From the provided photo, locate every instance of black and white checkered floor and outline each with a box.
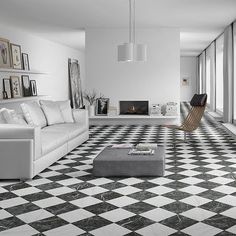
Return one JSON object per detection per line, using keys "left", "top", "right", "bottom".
{"left": 1, "top": 103, "right": 236, "bottom": 236}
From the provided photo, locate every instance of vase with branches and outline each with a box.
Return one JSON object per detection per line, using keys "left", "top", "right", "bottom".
{"left": 83, "top": 90, "right": 97, "bottom": 116}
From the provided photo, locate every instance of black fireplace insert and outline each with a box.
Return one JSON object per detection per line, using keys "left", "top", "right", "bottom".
{"left": 119, "top": 101, "right": 149, "bottom": 115}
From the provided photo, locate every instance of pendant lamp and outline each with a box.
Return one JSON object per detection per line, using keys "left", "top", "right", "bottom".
{"left": 117, "top": 0, "right": 147, "bottom": 62}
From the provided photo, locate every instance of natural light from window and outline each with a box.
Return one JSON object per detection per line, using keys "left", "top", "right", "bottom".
{"left": 216, "top": 35, "right": 224, "bottom": 113}
{"left": 206, "top": 57, "right": 211, "bottom": 105}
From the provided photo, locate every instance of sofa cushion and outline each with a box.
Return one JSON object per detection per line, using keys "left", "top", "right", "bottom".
{"left": 40, "top": 100, "right": 74, "bottom": 123}
{"left": 40, "top": 100, "right": 64, "bottom": 125}
{"left": 43, "top": 123, "right": 87, "bottom": 140}
{"left": 0, "top": 109, "right": 6, "bottom": 124}
{"left": 21, "top": 102, "right": 47, "bottom": 128}
{"left": 41, "top": 129, "right": 68, "bottom": 156}
{"left": 1, "top": 108, "right": 27, "bottom": 125}
{"left": 56, "top": 100, "right": 74, "bottom": 123}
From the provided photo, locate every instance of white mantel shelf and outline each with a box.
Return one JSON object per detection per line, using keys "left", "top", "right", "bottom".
{"left": 89, "top": 115, "right": 180, "bottom": 125}
{"left": 0, "top": 68, "right": 47, "bottom": 75}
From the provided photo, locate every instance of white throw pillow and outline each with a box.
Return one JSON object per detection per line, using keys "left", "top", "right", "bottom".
{"left": 56, "top": 100, "right": 74, "bottom": 123}
{"left": 40, "top": 100, "right": 64, "bottom": 125}
{"left": 40, "top": 100, "right": 74, "bottom": 123}
{"left": 0, "top": 109, "right": 6, "bottom": 124}
{"left": 1, "top": 108, "right": 27, "bottom": 125}
{"left": 21, "top": 101, "right": 47, "bottom": 128}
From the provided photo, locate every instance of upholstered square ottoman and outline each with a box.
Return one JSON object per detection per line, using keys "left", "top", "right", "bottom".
{"left": 93, "top": 146, "right": 165, "bottom": 177}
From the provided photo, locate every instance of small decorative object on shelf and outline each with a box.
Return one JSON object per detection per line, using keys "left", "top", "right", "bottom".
{"left": 3, "top": 78, "right": 12, "bottom": 99}
{"left": 83, "top": 90, "right": 97, "bottom": 117}
{"left": 30, "top": 80, "right": 37, "bottom": 96}
{"left": 21, "top": 75, "right": 31, "bottom": 96}
{"left": 108, "top": 106, "right": 118, "bottom": 116}
{"left": 10, "top": 44, "right": 22, "bottom": 69}
{"left": 22, "top": 53, "right": 30, "bottom": 70}
{"left": 96, "top": 97, "right": 109, "bottom": 116}
{"left": 165, "top": 102, "right": 178, "bottom": 116}
{"left": 10, "top": 76, "right": 21, "bottom": 98}
{"left": 150, "top": 104, "right": 162, "bottom": 116}
{"left": 0, "top": 38, "right": 11, "bottom": 69}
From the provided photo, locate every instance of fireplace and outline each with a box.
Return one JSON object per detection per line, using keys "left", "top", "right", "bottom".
{"left": 119, "top": 101, "right": 149, "bottom": 115}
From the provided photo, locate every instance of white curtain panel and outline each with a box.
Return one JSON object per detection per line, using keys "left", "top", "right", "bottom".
{"left": 199, "top": 51, "right": 206, "bottom": 94}
{"left": 206, "top": 42, "right": 216, "bottom": 111}
{"left": 223, "top": 25, "right": 234, "bottom": 123}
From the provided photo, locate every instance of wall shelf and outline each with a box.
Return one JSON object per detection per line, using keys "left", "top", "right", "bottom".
{"left": 0, "top": 95, "right": 49, "bottom": 105}
{"left": 0, "top": 68, "right": 47, "bottom": 75}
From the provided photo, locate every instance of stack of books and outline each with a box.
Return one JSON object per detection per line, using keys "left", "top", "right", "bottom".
{"left": 128, "top": 143, "right": 157, "bottom": 155}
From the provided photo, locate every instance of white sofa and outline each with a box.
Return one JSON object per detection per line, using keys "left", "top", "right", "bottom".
{"left": 0, "top": 109, "right": 89, "bottom": 180}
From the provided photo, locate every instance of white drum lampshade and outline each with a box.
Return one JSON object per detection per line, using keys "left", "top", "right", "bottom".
{"left": 135, "top": 44, "right": 147, "bottom": 62}
{"left": 118, "top": 43, "right": 134, "bottom": 62}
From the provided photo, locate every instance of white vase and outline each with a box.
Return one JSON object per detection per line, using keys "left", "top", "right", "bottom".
{"left": 89, "top": 105, "right": 95, "bottom": 117}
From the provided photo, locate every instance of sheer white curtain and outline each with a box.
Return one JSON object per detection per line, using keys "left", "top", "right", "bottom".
{"left": 233, "top": 22, "right": 236, "bottom": 121}
{"left": 206, "top": 42, "right": 216, "bottom": 110}
{"left": 199, "top": 52, "right": 206, "bottom": 94}
{"left": 223, "top": 25, "right": 233, "bottom": 123}
{"left": 216, "top": 35, "right": 224, "bottom": 113}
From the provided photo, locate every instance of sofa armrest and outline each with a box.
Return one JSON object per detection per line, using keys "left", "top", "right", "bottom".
{"left": 72, "top": 109, "right": 89, "bottom": 129}
{"left": 0, "top": 124, "right": 41, "bottom": 163}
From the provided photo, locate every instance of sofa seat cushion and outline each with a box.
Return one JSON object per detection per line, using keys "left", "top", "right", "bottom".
{"left": 43, "top": 123, "right": 87, "bottom": 140}
{"left": 41, "top": 129, "right": 68, "bottom": 156}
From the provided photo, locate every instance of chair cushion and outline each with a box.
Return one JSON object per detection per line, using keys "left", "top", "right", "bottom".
{"left": 21, "top": 102, "right": 47, "bottom": 128}
{"left": 190, "top": 94, "right": 207, "bottom": 106}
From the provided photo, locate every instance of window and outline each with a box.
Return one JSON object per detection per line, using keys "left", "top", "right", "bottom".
{"left": 206, "top": 56, "right": 211, "bottom": 105}
{"left": 234, "top": 22, "right": 236, "bottom": 121}
{"left": 216, "top": 35, "right": 224, "bottom": 113}
{"left": 199, "top": 60, "right": 202, "bottom": 93}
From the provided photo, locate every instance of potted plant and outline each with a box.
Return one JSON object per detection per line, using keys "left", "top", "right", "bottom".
{"left": 83, "top": 90, "right": 97, "bottom": 117}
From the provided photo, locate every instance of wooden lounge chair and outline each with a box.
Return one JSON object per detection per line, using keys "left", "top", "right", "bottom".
{"left": 163, "top": 94, "right": 207, "bottom": 142}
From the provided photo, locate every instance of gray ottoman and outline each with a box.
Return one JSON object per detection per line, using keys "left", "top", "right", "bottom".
{"left": 93, "top": 146, "right": 165, "bottom": 177}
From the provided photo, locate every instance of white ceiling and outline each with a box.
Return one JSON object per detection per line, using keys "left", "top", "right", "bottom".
{"left": 0, "top": 0, "right": 235, "bottom": 55}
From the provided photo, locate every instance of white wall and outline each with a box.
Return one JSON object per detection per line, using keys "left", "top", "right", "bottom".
{"left": 0, "top": 25, "right": 85, "bottom": 100}
{"left": 180, "top": 56, "right": 197, "bottom": 101}
{"left": 86, "top": 28, "right": 180, "bottom": 109}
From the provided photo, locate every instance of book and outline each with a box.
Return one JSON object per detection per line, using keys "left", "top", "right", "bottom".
{"left": 111, "top": 144, "right": 134, "bottom": 149}
{"left": 136, "top": 143, "right": 157, "bottom": 150}
{"left": 128, "top": 148, "right": 155, "bottom": 155}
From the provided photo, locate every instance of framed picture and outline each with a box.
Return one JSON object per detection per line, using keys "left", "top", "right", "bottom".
{"left": 22, "top": 53, "right": 30, "bottom": 70}
{"left": 182, "top": 77, "right": 190, "bottom": 86}
{"left": 10, "top": 44, "right": 22, "bottom": 69}
{"left": 10, "top": 76, "right": 21, "bottom": 98}
{"left": 3, "top": 78, "right": 12, "bottom": 99}
{"left": 21, "top": 75, "right": 31, "bottom": 96}
{"left": 0, "top": 38, "right": 11, "bottom": 68}
{"left": 68, "top": 59, "right": 84, "bottom": 109}
{"left": 96, "top": 98, "right": 109, "bottom": 116}
{"left": 30, "top": 80, "right": 37, "bottom": 96}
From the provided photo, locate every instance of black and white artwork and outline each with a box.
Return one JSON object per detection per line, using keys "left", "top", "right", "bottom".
{"left": 68, "top": 59, "right": 84, "bottom": 108}
{"left": 22, "top": 53, "right": 30, "bottom": 70}
{"left": 21, "top": 75, "right": 31, "bottom": 96}
{"left": 10, "top": 76, "right": 21, "bottom": 98}
{"left": 0, "top": 38, "right": 11, "bottom": 68}
{"left": 10, "top": 44, "right": 22, "bottom": 69}
{"left": 30, "top": 80, "right": 37, "bottom": 96}
{"left": 3, "top": 78, "right": 12, "bottom": 99}
{"left": 96, "top": 98, "right": 109, "bottom": 116}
